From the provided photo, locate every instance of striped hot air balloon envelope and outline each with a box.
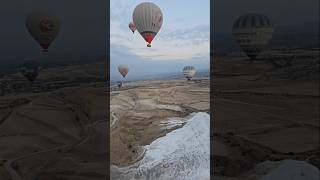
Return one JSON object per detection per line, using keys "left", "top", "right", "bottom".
{"left": 232, "top": 13, "right": 273, "bottom": 60}
{"left": 132, "top": 2, "right": 163, "bottom": 47}
{"left": 182, "top": 66, "right": 196, "bottom": 81}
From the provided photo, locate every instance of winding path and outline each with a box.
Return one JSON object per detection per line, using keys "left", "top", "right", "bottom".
{"left": 1, "top": 93, "right": 98, "bottom": 180}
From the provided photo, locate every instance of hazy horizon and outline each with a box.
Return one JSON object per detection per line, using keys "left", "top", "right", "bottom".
{"left": 111, "top": 65, "right": 210, "bottom": 82}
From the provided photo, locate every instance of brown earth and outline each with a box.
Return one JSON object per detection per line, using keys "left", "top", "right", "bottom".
{"left": 110, "top": 79, "right": 210, "bottom": 166}
{"left": 211, "top": 49, "right": 319, "bottom": 178}
{"left": 0, "top": 62, "right": 108, "bottom": 180}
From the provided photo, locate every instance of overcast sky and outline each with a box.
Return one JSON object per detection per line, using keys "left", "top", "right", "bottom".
{"left": 213, "top": 0, "right": 319, "bottom": 32}
{"left": 1, "top": 0, "right": 318, "bottom": 77}
{"left": 0, "top": 0, "right": 106, "bottom": 64}
{"left": 110, "top": 0, "right": 210, "bottom": 81}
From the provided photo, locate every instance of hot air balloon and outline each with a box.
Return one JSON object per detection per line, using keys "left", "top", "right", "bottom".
{"left": 118, "top": 64, "right": 129, "bottom": 78}
{"left": 26, "top": 11, "right": 60, "bottom": 52}
{"left": 117, "top": 81, "right": 123, "bottom": 88}
{"left": 20, "top": 59, "right": 40, "bottom": 82}
{"left": 133, "top": 2, "right": 163, "bottom": 47}
{"left": 129, "top": 22, "right": 136, "bottom": 33}
{"left": 232, "top": 13, "right": 273, "bottom": 60}
{"left": 183, "top": 66, "right": 196, "bottom": 81}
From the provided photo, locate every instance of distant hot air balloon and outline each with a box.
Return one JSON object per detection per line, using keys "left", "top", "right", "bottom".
{"left": 117, "top": 81, "right": 123, "bottom": 88}
{"left": 20, "top": 59, "right": 40, "bottom": 82}
{"left": 232, "top": 13, "right": 273, "bottom": 60}
{"left": 183, "top": 66, "right": 196, "bottom": 81}
{"left": 129, "top": 22, "right": 136, "bottom": 33}
{"left": 26, "top": 11, "right": 60, "bottom": 52}
{"left": 133, "top": 2, "right": 163, "bottom": 47}
{"left": 118, "top": 64, "right": 129, "bottom": 78}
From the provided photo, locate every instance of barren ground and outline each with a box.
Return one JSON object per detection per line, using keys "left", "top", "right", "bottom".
{"left": 110, "top": 79, "right": 210, "bottom": 166}
{"left": 211, "top": 49, "right": 319, "bottom": 178}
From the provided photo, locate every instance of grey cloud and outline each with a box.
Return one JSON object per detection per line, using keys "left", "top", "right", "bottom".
{"left": 161, "top": 25, "right": 210, "bottom": 43}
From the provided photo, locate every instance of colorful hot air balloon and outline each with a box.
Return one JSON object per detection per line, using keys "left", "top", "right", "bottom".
{"left": 129, "top": 22, "right": 136, "bottom": 33}
{"left": 26, "top": 11, "right": 60, "bottom": 52}
{"left": 133, "top": 2, "right": 163, "bottom": 47}
{"left": 20, "top": 59, "right": 40, "bottom": 82}
{"left": 118, "top": 64, "right": 129, "bottom": 78}
{"left": 183, "top": 66, "right": 196, "bottom": 81}
{"left": 232, "top": 13, "right": 273, "bottom": 60}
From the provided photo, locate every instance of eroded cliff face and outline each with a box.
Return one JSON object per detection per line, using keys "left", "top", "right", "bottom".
{"left": 110, "top": 79, "right": 210, "bottom": 166}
